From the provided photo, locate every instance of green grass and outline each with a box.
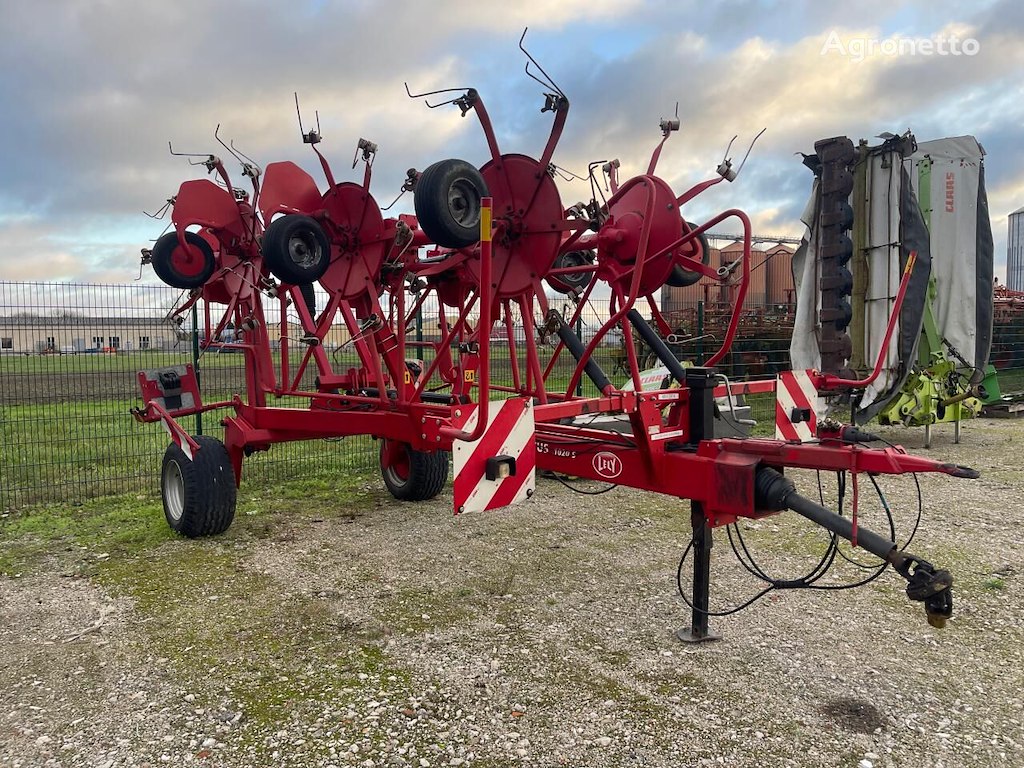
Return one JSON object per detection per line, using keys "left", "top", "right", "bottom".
{"left": 981, "top": 576, "right": 1006, "bottom": 592}
{"left": 0, "top": 492, "right": 171, "bottom": 576}
{"left": 0, "top": 334, "right": 786, "bottom": 511}
{"left": 0, "top": 347, "right": 361, "bottom": 375}
{"left": 0, "top": 467, "right": 449, "bottom": 763}
{"left": 995, "top": 368, "right": 1024, "bottom": 396}
{"left": 0, "top": 397, "right": 377, "bottom": 509}
{"left": 0, "top": 462, "right": 381, "bottom": 577}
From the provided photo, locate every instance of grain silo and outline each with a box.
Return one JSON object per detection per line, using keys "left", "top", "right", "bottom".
{"left": 1009, "top": 206, "right": 1024, "bottom": 291}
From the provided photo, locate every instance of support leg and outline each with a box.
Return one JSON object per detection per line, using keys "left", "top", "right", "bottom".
{"left": 675, "top": 367, "right": 721, "bottom": 643}
{"left": 675, "top": 501, "right": 721, "bottom": 643}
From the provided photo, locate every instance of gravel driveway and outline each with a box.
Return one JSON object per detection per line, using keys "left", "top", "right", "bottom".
{"left": 2, "top": 418, "right": 1022, "bottom": 767}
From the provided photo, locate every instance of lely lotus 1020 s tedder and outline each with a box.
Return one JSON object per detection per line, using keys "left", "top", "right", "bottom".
{"left": 134, "top": 37, "right": 977, "bottom": 637}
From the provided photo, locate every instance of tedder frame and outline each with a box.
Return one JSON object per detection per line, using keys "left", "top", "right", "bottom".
{"left": 134, "top": 36, "right": 976, "bottom": 636}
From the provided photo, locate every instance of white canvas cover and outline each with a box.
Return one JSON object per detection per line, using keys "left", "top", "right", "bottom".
{"left": 858, "top": 148, "right": 930, "bottom": 414}
{"left": 790, "top": 182, "right": 822, "bottom": 372}
{"left": 791, "top": 133, "right": 992, "bottom": 420}
{"left": 791, "top": 147, "right": 929, "bottom": 416}
{"left": 908, "top": 136, "right": 993, "bottom": 381}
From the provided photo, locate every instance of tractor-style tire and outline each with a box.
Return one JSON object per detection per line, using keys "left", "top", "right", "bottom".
{"left": 414, "top": 159, "right": 489, "bottom": 249}
{"left": 151, "top": 231, "right": 216, "bottom": 289}
{"left": 298, "top": 282, "right": 317, "bottom": 318}
{"left": 161, "top": 435, "right": 237, "bottom": 538}
{"left": 666, "top": 221, "right": 711, "bottom": 288}
{"left": 379, "top": 439, "right": 448, "bottom": 501}
{"left": 547, "top": 249, "right": 595, "bottom": 295}
{"left": 262, "top": 214, "right": 332, "bottom": 285}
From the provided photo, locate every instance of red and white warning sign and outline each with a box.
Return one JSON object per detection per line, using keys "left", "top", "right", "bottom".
{"left": 452, "top": 397, "right": 536, "bottom": 514}
{"left": 775, "top": 370, "right": 824, "bottom": 441}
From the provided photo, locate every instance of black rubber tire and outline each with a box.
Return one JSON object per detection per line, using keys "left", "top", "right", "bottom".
{"left": 262, "top": 214, "right": 332, "bottom": 285}
{"left": 414, "top": 159, "right": 490, "bottom": 249}
{"left": 160, "top": 435, "right": 237, "bottom": 538}
{"left": 666, "top": 221, "right": 711, "bottom": 287}
{"left": 380, "top": 440, "right": 449, "bottom": 501}
{"left": 299, "top": 282, "right": 317, "bottom": 318}
{"left": 547, "top": 250, "right": 595, "bottom": 294}
{"left": 151, "top": 231, "right": 216, "bottom": 289}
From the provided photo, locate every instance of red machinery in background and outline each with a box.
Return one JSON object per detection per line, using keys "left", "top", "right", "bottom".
{"left": 135, "top": 38, "right": 974, "bottom": 636}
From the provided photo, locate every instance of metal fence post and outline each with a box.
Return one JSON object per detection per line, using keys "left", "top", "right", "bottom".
{"left": 696, "top": 300, "right": 705, "bottom": 364}
{"left": 576, "top": 315, "right": 584, "bottom": 397}
{"left": 192, "top": 303, "right": 202, "bottom": 436}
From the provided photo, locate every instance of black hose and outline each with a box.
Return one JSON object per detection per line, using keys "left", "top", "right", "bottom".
{"left": 626, "top": 309, "right": 688, "bottom": 384}
{"left": 556, "top": 323, "right": 612, "bottom": 392}
{"left": 754, "top": 466, "right": 896, "bottom": 561}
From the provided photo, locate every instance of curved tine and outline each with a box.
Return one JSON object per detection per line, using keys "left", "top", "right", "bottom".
{"left": 519, "top": 27, "right": 566, "bottom": 99}
{"left": 294, "top": 93, "right": 324, "bottom": 141}
{"left": 551, "top": 162, "right": 584, "bottom": 182}
{"left": 294, "top": 92, "right": 305, "bottom": 134}
{"left": 721, "top": 135, "right": 738, "bottom": 164}
{"left": 142, "top": 197, "right": 173, "bottom": 220}
{"left": 734, "top": 127, "right": 767, "bottom": 177}
{"left": 230, "top": 140, "right": 262, "bottom": 174}
{"left": 214, "top": 124, "right": 244, "bottom": 166}
{"left": 404, "top": 82, "right": 474, "bottom": 100}
{"left": 167, "top": 140, "right": 209, "bottom": 159}
{"left": 587, "top": 160, "right": 609, "bottom": 206}
{"left": 380, "top": 187, "right": 407, "bottom": 212}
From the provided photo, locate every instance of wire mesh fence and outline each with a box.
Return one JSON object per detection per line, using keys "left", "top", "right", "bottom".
{"left": 991, "top": 313, "right": 1024, "bottom": 394}
{"left": 0, "top": 282, "right": 376, "bottom": 510}
{"left": 2, "top": 281, "right": 1021, "bottom": 510}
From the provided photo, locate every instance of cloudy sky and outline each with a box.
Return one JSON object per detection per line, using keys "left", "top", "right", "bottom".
{"left": 1, "top": 0, "right": 1021, "bottom": 285}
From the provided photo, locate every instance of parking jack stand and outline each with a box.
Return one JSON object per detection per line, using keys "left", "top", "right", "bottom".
{"left": 676, "top": 368, "right": 721, "bottom": 643}
{"left": 676, "top": 501, "right": 721, "bottom": 643}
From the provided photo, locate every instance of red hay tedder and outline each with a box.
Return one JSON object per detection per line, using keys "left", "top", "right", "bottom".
{"left": 134, "top": 36, "right": 976, "bottom": 638}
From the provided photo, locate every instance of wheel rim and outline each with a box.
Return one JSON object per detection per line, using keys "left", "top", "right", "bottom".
{"left": 447, "top": 178, "right": 481, "bottom": 229}
{"left": 287, "top": 230, "right": 322, "bottom": 270}
{"left": 172, "top": 242, "right": 208, "bottom": 277}
{"left": 163, "top": 459, "right": 185, "bottom": 521}
{"left": 560, "top": 251, "right": 592, "bottom": 288}
{"left": 381, "top": 440, "right": 411, "bottom": 485}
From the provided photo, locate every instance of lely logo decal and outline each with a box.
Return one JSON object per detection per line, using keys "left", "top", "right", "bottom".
{"left": 592, "top": 451, "right": 623, "bottom": 479}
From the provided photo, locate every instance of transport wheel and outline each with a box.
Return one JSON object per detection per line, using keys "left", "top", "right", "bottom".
{"left": 151, "top": 231, "right": 216, "bottom": 289}
{"left": 666, "top": 221, "right": 711, "bottom": 287}
{"left": 379, "top": 439, "right": 448, "bottom": 501}
{"left": 161, "top": 435, "right": 237, "bottom": 538}
{"left": 414, "top": 159, "right": 489, "bottom": 249}
{"left": 546, "top": 249, "right": 595, "bottom": 294}
{"left": 298, "top": 282, "right": 317, "bottom": 318}
{"left": 262, "top": 214, "right": 332, "bottom": 285}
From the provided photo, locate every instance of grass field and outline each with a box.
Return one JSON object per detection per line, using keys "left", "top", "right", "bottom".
{"left": 0, "top": 343, "right": 634, "bottom": 509}
{"left": 2, "top": 338, "right": 1019, "bottom": 510}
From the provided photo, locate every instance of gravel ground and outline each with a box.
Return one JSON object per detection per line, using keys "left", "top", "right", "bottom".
{"left": 2, "top": 417, "right": 1023, "bottom": 767}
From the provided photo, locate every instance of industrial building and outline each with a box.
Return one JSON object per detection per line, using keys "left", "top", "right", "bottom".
{"left": 660, "top": 242, "right": 796, "bottom": 316}
{"left": 1008, "top": 206, "right": 1024, "bottom": 291}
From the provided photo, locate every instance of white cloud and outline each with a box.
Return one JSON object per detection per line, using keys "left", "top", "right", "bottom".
{"left": 0, "top": 0, "right": 1021, "bottom": 287}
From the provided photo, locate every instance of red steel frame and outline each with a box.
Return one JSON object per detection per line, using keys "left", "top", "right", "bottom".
{"left": 137, "top": 83, "right": 973, "bottom": 541}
